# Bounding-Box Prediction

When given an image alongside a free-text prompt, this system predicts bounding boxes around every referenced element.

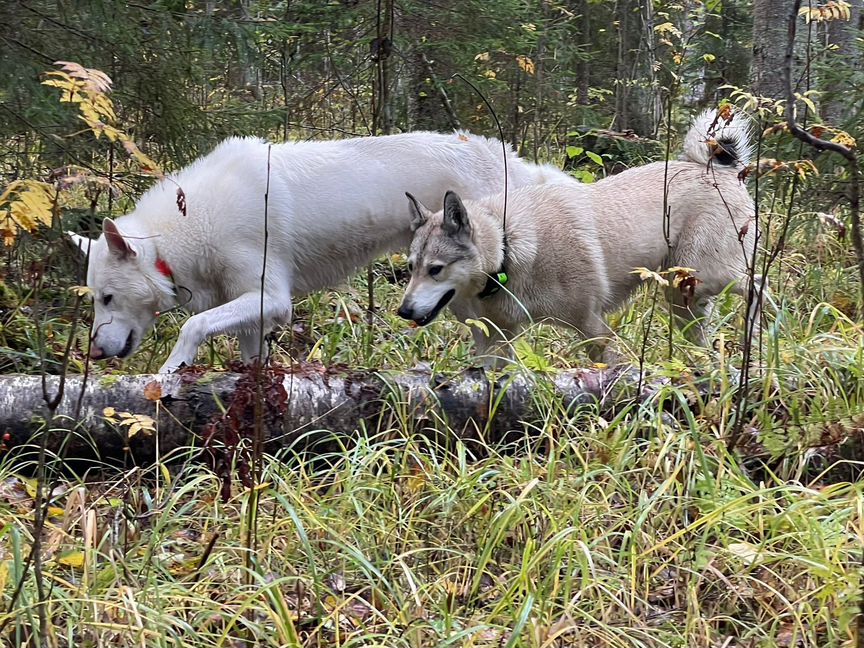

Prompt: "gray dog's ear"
[406,192,428,232]
[67,232,93,256]
[103,218,136,260]
[442,191,471,237]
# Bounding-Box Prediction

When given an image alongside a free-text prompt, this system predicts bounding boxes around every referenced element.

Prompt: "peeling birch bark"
[0,365,652,461]
[0,364,860,483]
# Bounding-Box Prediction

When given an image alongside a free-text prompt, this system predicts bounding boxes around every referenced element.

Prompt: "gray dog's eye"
[429,265,443,277]
[103,294,113,306]
[407,261,414,274]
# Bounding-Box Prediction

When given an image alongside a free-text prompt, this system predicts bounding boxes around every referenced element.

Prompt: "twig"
[418,50,462,131]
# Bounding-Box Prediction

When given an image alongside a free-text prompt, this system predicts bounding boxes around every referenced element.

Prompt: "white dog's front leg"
[158,291,292,373]
[238,329,272,364]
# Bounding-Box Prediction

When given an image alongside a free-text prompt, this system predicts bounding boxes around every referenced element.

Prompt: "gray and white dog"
[398,110,763,365]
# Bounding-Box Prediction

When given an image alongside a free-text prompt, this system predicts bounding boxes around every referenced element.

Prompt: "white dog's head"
[68,219,175,361]
[397,191,486,326]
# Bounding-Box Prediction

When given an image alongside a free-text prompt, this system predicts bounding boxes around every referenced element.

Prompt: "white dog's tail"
[682,109,753,169]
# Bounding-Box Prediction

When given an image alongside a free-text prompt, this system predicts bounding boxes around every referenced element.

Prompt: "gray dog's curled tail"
[682,108,753,169]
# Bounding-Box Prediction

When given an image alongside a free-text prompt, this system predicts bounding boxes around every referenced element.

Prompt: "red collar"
[153,257,181,317]
[155,257,174,280]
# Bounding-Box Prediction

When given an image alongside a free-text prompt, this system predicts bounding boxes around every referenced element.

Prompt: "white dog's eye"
[429,265,443,277]
[103,294,113,306]
[407,261,414,274]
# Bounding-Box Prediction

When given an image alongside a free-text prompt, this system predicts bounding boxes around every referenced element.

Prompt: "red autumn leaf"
[176,187,187,217]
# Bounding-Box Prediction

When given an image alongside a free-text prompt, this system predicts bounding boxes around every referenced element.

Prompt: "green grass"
[0,416,860,646]
[1,202,862,647]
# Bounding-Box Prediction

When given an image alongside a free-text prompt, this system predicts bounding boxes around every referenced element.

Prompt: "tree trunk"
[613,0,631,130]
[576,0,591,106]
[372,0,395,135]
[1,366,862,483]
[823,0,862,125]
[751,0,795,98]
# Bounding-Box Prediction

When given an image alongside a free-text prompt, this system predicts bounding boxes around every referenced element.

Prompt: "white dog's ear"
[103,218,136,260]
[442,191,471,237]
[405,192,428,232]
[67,231,93,256]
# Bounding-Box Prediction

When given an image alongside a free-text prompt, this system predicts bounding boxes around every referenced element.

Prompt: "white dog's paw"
[158,348,195,374]
[158,359,186,374]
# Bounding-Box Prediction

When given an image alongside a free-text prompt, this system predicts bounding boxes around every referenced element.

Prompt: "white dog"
[69,131,568,373]
[397,110,763,365]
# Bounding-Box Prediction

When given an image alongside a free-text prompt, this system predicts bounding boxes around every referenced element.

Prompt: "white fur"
[683,109,754,168]
[69,131,562,372]
[400,110,764,366]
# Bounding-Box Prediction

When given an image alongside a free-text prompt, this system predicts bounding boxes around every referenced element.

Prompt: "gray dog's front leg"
[471,322,517,369]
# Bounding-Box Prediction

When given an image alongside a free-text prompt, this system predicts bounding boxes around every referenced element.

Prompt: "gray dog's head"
[397,191,485,326]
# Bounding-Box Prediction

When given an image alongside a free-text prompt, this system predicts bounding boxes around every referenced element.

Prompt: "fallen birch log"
[0,364,659,461]
[0,363,860,482]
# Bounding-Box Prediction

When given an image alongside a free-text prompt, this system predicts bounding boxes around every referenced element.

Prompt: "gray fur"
[399,110,764,366]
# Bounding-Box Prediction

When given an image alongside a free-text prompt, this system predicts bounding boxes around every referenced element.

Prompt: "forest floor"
[0,210,862,647]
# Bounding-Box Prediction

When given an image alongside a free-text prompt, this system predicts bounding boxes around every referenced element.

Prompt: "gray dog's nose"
[397,304,413,320]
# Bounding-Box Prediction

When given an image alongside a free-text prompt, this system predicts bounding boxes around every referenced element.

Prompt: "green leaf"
[574,169,596,183]
[465,318,489,336]
[513,339,552,372]
[565,145,584,158]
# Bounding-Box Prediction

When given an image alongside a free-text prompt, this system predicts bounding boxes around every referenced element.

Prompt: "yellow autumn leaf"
[0,180,54,245]
[120,137,161,174]
[92,93,117,121]
[127,418,155,437]
[22,478,38,499]
[666,266,697,275]
[9,202,36,232]
[654,21,682,38]
[57,551,86,568]
[631,267,669,286]
[114,412,155,438]
[44,62,157,175]
[160,463,172,487]
[10,185,53,230]
[831,130,856,148]
[516,55,535,75]
[69,285,92,297]
[800,1,851,22]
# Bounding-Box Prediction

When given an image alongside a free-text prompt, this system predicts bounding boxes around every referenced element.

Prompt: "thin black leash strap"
[452,73,510,299]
